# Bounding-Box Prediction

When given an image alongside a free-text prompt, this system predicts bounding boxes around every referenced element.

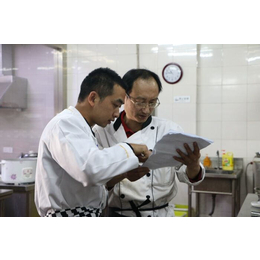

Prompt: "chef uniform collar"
[84,118,95,137]
[114,111,152,137]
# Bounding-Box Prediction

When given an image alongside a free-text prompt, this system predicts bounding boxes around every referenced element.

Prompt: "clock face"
[162,63,183,84]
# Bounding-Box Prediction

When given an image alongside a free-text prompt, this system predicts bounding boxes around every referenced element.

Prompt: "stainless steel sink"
[205,169,234,174]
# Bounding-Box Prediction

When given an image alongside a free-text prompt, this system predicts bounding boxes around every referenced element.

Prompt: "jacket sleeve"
[176,163,205,185]
[45,120,139,187]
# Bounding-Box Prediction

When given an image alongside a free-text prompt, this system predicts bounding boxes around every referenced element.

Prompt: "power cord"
[245,161,253,194]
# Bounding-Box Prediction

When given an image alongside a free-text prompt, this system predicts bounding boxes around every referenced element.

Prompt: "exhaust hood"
[0,44,27,110]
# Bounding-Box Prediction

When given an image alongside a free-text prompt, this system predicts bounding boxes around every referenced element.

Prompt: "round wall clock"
[162,63,183,84]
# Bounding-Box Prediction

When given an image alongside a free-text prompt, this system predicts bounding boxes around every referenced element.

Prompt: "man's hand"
[129,143,151,162]
[126,167,150,182]
[173,142,201,179]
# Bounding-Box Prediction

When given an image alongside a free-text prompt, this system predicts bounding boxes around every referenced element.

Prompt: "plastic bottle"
[203,154,212,168]
[222,150,234,170]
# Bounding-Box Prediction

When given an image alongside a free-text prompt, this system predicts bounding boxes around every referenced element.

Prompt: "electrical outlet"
[3,147,13,153]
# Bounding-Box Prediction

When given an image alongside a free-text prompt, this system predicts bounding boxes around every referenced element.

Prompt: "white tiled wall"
[197,44,260,159]
[197,44,260,216]
[64,44,260,216]
[64,44,137,106]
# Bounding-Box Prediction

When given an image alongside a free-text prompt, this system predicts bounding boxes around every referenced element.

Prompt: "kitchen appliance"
[251,156,260,216]
[0,44,28,110]
[19,150,38,158]
[252,156,260,190]
[0,158,37,184]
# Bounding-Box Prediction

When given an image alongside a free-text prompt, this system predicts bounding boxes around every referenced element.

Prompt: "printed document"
[142,130,213,170]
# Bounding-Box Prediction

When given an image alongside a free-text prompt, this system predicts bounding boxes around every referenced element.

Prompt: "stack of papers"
[142,130,213,170]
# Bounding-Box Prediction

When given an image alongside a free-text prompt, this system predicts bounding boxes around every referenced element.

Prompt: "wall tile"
[197,121,221,140]
[199,44,223,50]
[117,54,137,77]
[198,67,222,86]
[65,74,78,90]
[97,44,118,56]
[67,89,78,107]
[172,49,197,67]
[158,83,173,104]
[118,44,136,54]
[139,53,158,71]
[221,140,247,157]
[248,65,260,84]
[97,55,118,70]
[78,44,98,57]
[199,48,223,67]
[156,103,172,120]
[223,66,247,85]
[248,45,260,65]
[223,47,248,66]
[64,44,77,58]
[77,57,98,74]
[172,84,197,103]
[172,103,196,122]
[247,84,260,102]
[223,44,247,49]
[222,121,247,140]
[65,57,78,74]
[247,140,260,159]
[197,85,222,104]
[197,104,222,121]
[158,52,173,69]
[247,103,260,121]
[222,84,247,103]
[139,44,158,53]
[247,122,260,140]
[175,121,196,134]
[222,103,247,121]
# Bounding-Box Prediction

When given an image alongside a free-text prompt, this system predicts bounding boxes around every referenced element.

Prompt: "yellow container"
[222,151,234,170]
[203,154,212,168]
[174,204,188,217]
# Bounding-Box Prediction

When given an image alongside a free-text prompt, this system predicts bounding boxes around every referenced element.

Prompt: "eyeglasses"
[126,94,160,109]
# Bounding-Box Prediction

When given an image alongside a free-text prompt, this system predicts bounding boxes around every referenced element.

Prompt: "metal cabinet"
[0,189,13,216]
[0,182,39,217]
[188,170,242,217]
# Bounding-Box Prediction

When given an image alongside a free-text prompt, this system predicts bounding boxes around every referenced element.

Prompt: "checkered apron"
[46,206,102,217]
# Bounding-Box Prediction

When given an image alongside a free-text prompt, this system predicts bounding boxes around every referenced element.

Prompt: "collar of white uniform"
[113,111,152,132]
[67,106,95,137]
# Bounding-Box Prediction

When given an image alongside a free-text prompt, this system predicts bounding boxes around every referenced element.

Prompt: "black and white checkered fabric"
[46,206,101,217]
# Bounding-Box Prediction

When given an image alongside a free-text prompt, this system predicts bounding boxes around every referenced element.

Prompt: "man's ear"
[88,91,99,107]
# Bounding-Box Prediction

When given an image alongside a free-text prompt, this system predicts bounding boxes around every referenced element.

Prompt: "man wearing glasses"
[93,69,205,217]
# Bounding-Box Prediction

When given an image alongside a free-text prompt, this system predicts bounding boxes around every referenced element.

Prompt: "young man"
[93,69,205,217]
[35,68,150,217]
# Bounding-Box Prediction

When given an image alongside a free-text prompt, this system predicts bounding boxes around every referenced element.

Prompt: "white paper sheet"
[142,130,213,170]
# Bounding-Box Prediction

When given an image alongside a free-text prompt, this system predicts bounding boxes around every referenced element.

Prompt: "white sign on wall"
[174,96,191,103]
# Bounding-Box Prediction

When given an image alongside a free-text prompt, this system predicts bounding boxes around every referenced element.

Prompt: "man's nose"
[113,108,120,118]
[141,104,151,113]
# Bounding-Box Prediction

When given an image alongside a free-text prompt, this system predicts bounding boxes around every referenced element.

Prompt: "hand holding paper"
[142,130,213,170]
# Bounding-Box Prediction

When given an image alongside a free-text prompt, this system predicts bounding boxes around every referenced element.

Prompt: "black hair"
[77,67,127,102]
[122,68,162,94]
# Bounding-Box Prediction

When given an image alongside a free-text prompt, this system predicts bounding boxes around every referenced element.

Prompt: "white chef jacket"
[35,106,139,217]
[93,112,205,217]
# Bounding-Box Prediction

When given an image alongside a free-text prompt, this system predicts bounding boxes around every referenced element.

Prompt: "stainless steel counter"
[237,193,259,217]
